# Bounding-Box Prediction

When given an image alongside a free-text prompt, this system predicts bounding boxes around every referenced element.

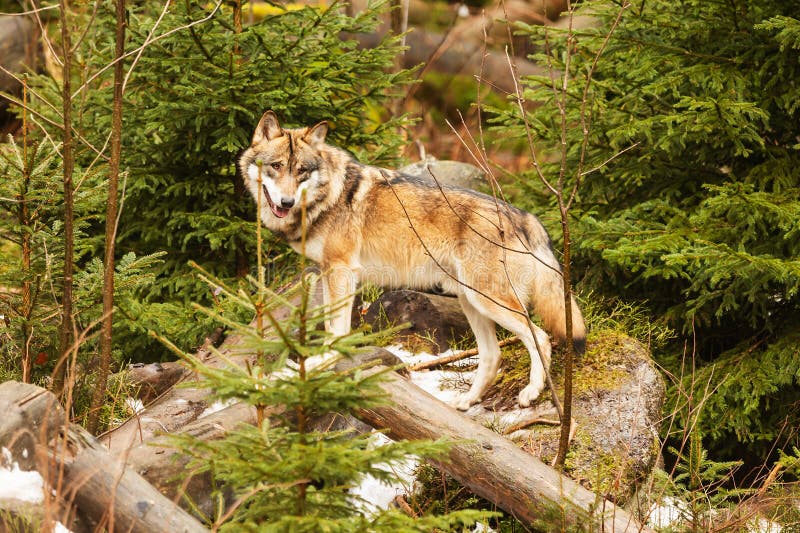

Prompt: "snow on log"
[0,381,208,533]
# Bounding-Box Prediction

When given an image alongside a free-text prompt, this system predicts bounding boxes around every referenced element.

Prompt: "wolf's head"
[239,111,332,226]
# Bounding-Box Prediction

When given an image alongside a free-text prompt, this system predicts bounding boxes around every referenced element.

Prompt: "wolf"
[239,110,586,410]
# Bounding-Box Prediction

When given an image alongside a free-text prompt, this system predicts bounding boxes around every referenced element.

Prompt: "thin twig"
[410,336,521,371]
[393,495,417,517]
[502,413,561,435]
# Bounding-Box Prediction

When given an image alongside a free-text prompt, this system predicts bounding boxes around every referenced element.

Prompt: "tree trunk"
[0,381,208,533]
[54,0,75,397]
[88,0,127,435]
[354,361,653,532]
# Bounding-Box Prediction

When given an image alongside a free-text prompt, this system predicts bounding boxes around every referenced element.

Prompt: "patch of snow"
[198,398,237,419]
[0,447,44,504]
[748,517,783,533]
[409,368,472,404]
[385,345,474,405]
[350,432,419,514]
[54,522,74,533]
[646,496,688,529]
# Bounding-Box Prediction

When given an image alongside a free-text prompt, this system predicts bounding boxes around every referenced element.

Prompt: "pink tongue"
[271,204,290,218]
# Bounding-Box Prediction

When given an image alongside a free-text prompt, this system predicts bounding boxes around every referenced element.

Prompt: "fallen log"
[99,283,655,531]
[100,313,272,456]
[124,361,191,403]
[124,401,261,517]
[0,381,208,533]
[100,279,319,455]
[0,381,64,471]
[355,360,654,532]
[109,348,652,531]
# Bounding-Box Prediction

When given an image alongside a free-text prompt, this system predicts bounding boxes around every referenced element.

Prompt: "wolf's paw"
[450,392,480,411]
[518,382,545,407]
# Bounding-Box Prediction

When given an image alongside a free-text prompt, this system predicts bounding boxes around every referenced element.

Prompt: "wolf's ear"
[253,110,283,144]
[305,120,329,145]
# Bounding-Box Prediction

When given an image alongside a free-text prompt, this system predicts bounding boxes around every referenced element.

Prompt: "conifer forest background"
[0,0,798,530]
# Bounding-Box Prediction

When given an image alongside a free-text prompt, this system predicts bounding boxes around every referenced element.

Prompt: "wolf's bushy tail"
[529,242,587,356]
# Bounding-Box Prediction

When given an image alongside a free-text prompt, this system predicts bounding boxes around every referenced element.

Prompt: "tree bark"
[0,381,65,471]
[124,361,191,403]
[54,0,75,398]
[0,381,208,533]
[47,421,209,533]
[88,0,127,435]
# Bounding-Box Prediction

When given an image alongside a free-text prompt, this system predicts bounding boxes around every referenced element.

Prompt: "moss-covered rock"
[473,329,665,504]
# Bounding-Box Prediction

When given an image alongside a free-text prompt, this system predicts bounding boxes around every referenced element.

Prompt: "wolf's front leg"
[321,262,360,336]
[305,262,360,372]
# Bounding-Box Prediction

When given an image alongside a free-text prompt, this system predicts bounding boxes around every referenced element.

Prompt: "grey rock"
[0,16,35,100]
[399,157,486,191]
[473,330,666,504]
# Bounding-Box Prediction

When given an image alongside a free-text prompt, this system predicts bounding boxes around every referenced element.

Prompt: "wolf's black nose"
[280,197,295,208]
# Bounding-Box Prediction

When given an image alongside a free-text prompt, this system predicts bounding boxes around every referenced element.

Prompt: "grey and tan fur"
[239,110,586,410]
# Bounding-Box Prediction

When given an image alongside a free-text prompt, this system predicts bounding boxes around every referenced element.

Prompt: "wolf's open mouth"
[263,185,291,218]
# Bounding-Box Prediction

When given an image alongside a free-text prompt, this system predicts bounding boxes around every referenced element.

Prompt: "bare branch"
[568,1,631,210]
[410,336,521,371]
[0,4,58,16]
[72,0,224,101]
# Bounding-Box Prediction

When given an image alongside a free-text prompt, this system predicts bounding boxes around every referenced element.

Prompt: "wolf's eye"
[298,167,308,174]
[271,161,282,171]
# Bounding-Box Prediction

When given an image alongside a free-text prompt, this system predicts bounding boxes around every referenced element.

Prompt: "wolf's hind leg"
[515,324,551,407]
[461,287,552,408]
[491,314,551,407]
[451,293,501,411]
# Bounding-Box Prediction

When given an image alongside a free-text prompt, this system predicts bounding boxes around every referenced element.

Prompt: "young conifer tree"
[0,137,64,383]
[495,1,799,462]
[23,1,416,362]
[84,0,414,303]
